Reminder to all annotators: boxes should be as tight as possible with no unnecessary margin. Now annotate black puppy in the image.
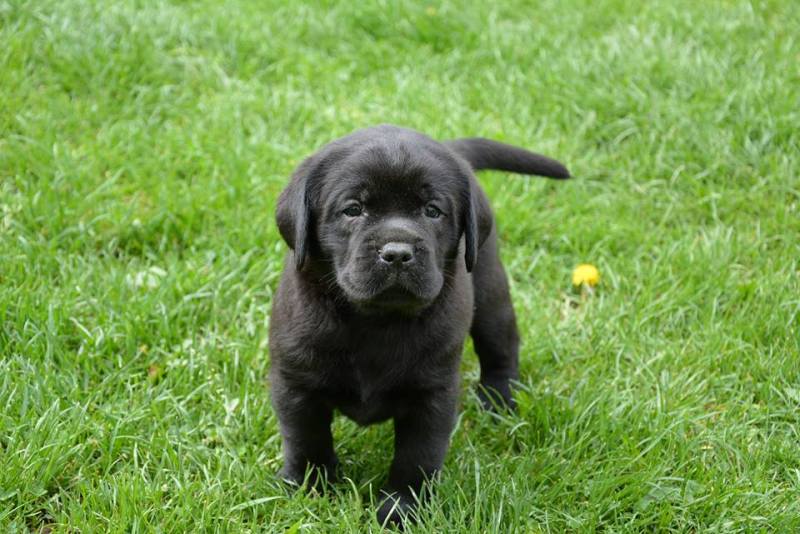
[269,125,569,525]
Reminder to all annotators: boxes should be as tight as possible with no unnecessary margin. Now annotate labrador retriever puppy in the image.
[269,124,569,526]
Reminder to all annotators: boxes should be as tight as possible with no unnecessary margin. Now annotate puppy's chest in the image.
[323,346,418,397]
[309,356,391,424]
[296,315,465,421]
[315,341,436,420]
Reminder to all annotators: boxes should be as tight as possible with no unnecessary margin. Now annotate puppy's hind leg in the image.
[470,226,520,411]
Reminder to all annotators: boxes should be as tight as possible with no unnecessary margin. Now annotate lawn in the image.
[1,0,799,531]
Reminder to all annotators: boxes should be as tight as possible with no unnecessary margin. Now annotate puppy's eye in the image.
[424,204,442,219]
[343,204,363,217]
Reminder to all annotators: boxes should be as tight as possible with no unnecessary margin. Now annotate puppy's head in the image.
[276,125,490,314]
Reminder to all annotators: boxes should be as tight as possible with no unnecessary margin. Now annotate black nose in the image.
[378,242,414,265]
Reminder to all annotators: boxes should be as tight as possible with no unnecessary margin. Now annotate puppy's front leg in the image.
[272,385,337,488]
[377,387,458,526]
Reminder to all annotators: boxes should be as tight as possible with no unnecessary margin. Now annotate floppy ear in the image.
[276,143,351,270]
[462,176,493,273]
[463,191,479,273]
[276,158,316,270]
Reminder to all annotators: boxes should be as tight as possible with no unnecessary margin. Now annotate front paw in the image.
[279,458,338,491]
[477,376,516,412]
[376,490,415,528]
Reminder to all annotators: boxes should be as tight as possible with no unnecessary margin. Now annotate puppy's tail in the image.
[444,138,570,179]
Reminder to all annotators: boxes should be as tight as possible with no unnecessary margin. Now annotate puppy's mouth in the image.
[339,271,441,314]
[371,285,426,309]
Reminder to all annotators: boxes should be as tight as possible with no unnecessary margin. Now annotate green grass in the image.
[1,0,799,531]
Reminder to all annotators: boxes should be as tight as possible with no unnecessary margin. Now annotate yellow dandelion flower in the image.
[572,264,600,287]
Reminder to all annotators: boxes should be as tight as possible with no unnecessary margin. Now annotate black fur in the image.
[269,124,569,526]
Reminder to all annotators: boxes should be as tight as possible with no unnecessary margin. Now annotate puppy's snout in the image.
[378,242,415,266]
